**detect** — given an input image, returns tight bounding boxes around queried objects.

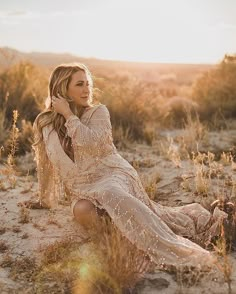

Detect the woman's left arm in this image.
[64,105,113,147]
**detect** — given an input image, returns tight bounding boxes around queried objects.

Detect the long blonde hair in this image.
[33,63,94,160]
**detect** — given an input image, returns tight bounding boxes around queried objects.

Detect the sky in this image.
[0,0,236,64]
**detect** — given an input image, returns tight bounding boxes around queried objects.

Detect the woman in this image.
[29,63,227,269]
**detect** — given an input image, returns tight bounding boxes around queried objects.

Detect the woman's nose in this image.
[83,84,90,93]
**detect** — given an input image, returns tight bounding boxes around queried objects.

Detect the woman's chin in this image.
[76,100,89,107]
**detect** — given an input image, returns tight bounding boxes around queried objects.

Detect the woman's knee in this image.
[73,199,97,225]
[73,199,95,213]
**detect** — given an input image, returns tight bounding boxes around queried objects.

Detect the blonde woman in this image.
[23,63,229,269]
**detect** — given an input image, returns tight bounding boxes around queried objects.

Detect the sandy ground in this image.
[0,128,236,293]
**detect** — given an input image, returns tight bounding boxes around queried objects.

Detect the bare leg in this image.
[73,199,100,229]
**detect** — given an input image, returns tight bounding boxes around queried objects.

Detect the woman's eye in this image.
[76,82,90,87]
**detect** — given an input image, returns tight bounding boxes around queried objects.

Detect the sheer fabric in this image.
[34,104,227,268]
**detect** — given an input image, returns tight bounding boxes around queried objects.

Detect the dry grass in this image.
[192,152,212,196]
[181,110,208,153]
[192,54,236,121]
[175,266,205,291]
[39,237,83,267]
[0,181,7,191]
[180,174,192,192]
[12,226,21,233]
[141,172,162,201]
[6,110,19,167]
[159,136,182,167]
[35,237,88,293]
[0,240,8,253]
[157,110,209,166]
[32,222,46,231]
[73,217,155,294]
[0,110,19,189]
[33,218,155,293]
[18,206,31,224]
[0,253,14,268]
[46,211,62,228]
[20,182,34,194]
[0,219,156,293]
[9,256,37,282]
[0,237,87,293]
[214,224,234,294]
[0,92,9,147]
[220,152,233,166]
[112,125,132,150]
[46,217,62,228]
[0,227,6,235]
[21,233,29,239]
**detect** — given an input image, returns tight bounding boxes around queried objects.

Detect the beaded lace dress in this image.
[34,104,227,268]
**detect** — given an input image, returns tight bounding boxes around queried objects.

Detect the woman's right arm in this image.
[64,105,113,148]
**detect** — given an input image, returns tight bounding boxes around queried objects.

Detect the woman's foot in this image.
[210,199,235,215]
[210,198,236,251]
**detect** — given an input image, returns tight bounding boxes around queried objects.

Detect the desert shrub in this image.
[73,217,153,293]
[16,120,34,154]
[95,75,159,144]
[0,61,47,126]
[158,96,199,128]
[0,112,34,157]
[192,54,236,122]
[0,62,47,155]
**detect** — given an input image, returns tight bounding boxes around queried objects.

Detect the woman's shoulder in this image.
[84,103,107,112]
[83,103,109,117]
[81,104,110,124]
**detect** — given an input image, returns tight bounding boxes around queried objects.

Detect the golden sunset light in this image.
[1,1,236,294]
[0,0,235,63]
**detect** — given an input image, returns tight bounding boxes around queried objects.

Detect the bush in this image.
[96,75,159,144]
[0,62,47,155]
[192,54,236,121]
[0,61,47,127]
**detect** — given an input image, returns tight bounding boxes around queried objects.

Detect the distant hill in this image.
[0,47,214,83]
[0,47,97,68]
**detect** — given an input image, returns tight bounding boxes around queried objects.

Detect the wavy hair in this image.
[33,63,94,160]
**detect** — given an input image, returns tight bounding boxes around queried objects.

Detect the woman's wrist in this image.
[63,110,74,120]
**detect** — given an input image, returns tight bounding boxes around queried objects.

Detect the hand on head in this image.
[51,94,73,119]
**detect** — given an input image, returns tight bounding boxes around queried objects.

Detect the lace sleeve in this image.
[64,105,112,147]
[33,142,60,209]
[32,125,68,209]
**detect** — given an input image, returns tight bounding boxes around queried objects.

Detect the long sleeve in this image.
[33,142,60,209]
[64,105,112,148]
[33,125,72,209]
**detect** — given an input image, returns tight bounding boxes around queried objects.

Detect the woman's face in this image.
[67,70,91,107]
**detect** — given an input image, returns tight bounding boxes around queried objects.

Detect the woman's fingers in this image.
[52,95,67,104]
[57,93,64,99]
[51,95,71,116]
[51,95,62,106]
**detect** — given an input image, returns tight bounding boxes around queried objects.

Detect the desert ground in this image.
[0,124,236,294]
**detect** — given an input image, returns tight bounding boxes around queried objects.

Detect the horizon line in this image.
[1,45,226,66]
